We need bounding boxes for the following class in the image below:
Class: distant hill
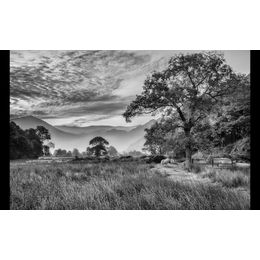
[11,116,76,138]
[55,125,138,135]
[11,116,156,153]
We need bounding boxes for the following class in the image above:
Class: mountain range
[12,116,156,153]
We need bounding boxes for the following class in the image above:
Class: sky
[10,50,250,127]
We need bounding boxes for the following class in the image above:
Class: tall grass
[10,162,250,210]
[201,167,250,188]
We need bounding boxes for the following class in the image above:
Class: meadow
[10,160,250,210]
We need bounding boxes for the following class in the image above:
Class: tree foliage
[141,73,250,161]
[36,126,51,143]
[72,148,81,158]
[53,149,73,157]
[10,122,52,160]
[87,136,109,157]
[143,121,170,155]
[107,146,119,157]
[208,74,250,159]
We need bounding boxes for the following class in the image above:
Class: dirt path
[150,164,212,185]
[150,164,250,199]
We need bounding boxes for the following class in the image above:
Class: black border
[250,50,260,210]
[0,50,10,210]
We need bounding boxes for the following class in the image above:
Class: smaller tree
[66,150,72,157]
[48,141,55,150]
[72,148,81,158]
[54,149,67,157]
[35,125,51,156]
[86,147,93,156]
[43,145,50,156]
[87,136,109,157]
[107,146,118,157]
[143,121,168,155]
[43,141,55,156]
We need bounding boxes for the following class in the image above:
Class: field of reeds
[10,161,250,210]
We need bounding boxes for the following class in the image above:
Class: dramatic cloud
[10,50,250,126]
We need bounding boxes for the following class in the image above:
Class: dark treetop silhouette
[87,136,109,157]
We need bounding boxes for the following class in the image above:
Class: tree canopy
[107,146,119,157]
[53,149,73,157]
[142,72,250,162]
[72,148,81,158]
[36,126,51,143]
[10,122,52,160]
[87,136,109,157]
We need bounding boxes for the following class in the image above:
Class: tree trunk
[185,146,192,171]
[184,127,192,171]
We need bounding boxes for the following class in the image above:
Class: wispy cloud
[10,50,250,126]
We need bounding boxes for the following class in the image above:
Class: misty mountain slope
[55,125,115,135]
[126,137,146,152]
[12,116,77,138]
[55,125,138,135]
[12,116,156,153]
[11,116,85,152]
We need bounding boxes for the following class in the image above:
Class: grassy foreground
[10,161,250,210]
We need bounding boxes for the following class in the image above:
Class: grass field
[10,161,250,210]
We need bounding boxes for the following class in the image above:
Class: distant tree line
[10,122,149,160]
[52,138,146,159]
[10,122,52,160]
[53,139,119,158]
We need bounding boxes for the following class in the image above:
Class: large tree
[87,136,109,157]
[123,52,237,170]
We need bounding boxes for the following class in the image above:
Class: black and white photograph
[2,1,260,260]
[10,50,250,210]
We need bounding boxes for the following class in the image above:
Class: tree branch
[195,72,211,88]
[193,114,205,124]
[186,70,196,89]
[176,106,186,122]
